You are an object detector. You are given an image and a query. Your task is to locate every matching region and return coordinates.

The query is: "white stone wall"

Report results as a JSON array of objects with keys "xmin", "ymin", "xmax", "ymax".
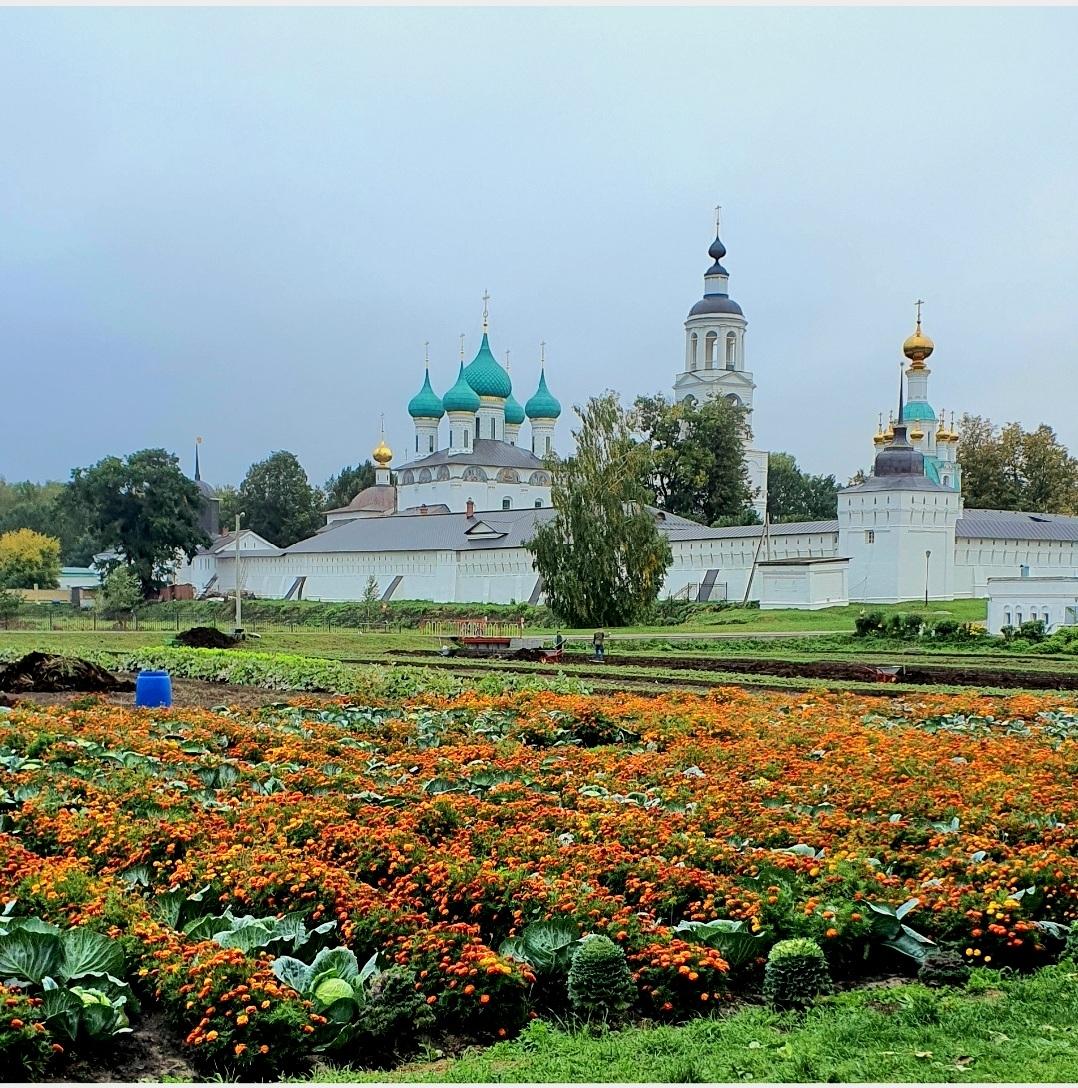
[{"xmin": 397, "ymin": 476, "xmax": 551, "ymax": 514}]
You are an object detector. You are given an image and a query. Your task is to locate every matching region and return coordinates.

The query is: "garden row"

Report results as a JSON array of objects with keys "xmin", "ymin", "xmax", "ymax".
[{"xmin": 1, "ymin": 685, "xmax": 1077, "ymax": 1077}]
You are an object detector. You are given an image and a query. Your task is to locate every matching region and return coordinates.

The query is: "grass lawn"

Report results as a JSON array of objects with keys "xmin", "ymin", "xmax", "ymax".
[{"xmin": 310, "ymin": 965, "xmax": 1078, "ymax": 1083}]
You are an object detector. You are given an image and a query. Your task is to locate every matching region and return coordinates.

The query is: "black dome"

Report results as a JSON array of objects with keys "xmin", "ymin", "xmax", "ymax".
[
  {"xmin": 873, "ymin": 425, "xmax": 925, "ymax": 477},
  {"xmin": 708, "ymin": 235, "xmax": 727, "ymax": 262},
  {"xmin": 688, "ymin": 296, "xmax": 744, "ymax": 317}
]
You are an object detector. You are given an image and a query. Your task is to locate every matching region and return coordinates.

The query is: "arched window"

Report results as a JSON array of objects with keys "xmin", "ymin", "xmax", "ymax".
[
  {"xmin": 534, "ymin": 499, "xmax": 543, "ymax": 508},
  {"xmin": 497, "ymin": 468, "xmax": 520, "ymax": 483},
  {"xmin": 490, "ymin": 417, "xmax": 496, "ymax": 439},
  {"xmin": 725, "ymin": 332, "xmax": 737, "ymax": 370},
  {"xmin": 545, "ymin": 436, "xmax": 552, "ymax": 455},
  {"xmin": 415, "ymin": 435, "xmax": 419, "ymax": 452},
  {"xmin": 417, "ymin": 468, "xmax": 432, "ymax": 483},
  {"xmin": 725, "ymin": 393, "xmax": 742, "ymax": 408},
  {"xmin": 502, "ymin": 498, "xmax": 511, "ymax": 510},
  {"xmin": 429, "ymin": 435, "xmax": 435, "ymax": 453},
  {"xmin": 435, "ymin": 465, "xmax": 450, "ymax": 481},
  {"xmin": 689, "ymin": 333, "xmax": 698, "ymax": 371},
  {"xmin": 399, "ymin": 470, "xmax": 415, "ymax": 485},
  {"xmin": 682, "ymin": 394, "xmax": 697, "ymax": 408},
  {"xmin": 529, "ymin": 470, "xmax": 550, "ymax": 486},
  {"xmin": 464, "ymin": 429, "xmax": 470, "ymax": 449},
  {"xmin": 704, "ymin": 331, "xmax": 717, "ymax": 369},
  {"xmin": 462, "ymin": 466, "xmax": 488, "ymax": 482}
]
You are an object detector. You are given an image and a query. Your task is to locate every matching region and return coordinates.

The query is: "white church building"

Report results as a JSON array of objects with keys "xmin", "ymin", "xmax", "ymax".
[{"xmin": 175, "ymin": 212, "xmax": 1078, "ymax": 611}]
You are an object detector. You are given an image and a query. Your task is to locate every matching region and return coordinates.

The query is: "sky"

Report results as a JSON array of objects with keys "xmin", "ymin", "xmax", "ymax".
[{"xmin": 2, "ymin": 6, "xmax": 1077, "ymax": 490}]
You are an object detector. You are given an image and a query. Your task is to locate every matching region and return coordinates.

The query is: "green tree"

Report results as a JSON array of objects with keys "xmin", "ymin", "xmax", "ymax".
[
  {"xmin": 633, "ymin": 394, "xmax": 754, "ymax": 526},
  {"xmin": 0, "ymin": 479, "xmax": 101, "ymax": 564},
  {"xmin": 766, "ymin": 452, "xmax": 839, "ymax": 522},
  {"xmin": 0, "ymin": 528, "xmax": 62, "ymax": 589},
  {"xmin": 361, "ymin": 574, "xmax": 381, "ymax": 623},
  {"xmin": 324, "ymin": 462, "xmax": 376, "ymax": 510},
  {"xmin": 215, "ymin": 484, "xmax": 242, "ymax": 531},
  {"xmin": 63, "ymin": 449, "xmax": 210, "ymax": 595},
  {"xmin": 958, "ymin": 415, "xmax": 1078, "ymax": 513},
  {"xmin": 0, "ymin": 588, "xmax": 22, "ymax": 624},
  {"xmin": 237, "ymin": 452, "xmax": 324, "ymax": 547},
  {"xmin": 527, "ymin": 392, "xmax": 672, "ymax": 627},
  {"xmin": 98, "ymin": 564, "xmax": 144, "ymax": 618}
]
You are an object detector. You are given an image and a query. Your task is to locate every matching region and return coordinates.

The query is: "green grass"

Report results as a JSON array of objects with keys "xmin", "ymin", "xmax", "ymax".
[{"xmin": 306, "ymin": 965, "xmax": 1078, "ymax": 1083}]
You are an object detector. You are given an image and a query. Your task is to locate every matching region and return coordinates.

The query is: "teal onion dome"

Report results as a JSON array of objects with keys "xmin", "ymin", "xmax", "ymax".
[
  {"xmin": 504, "ymin": 391, "xmax": 526, "ymax": 426},
  {"xmin": 442, "ymin": 363, "xmax": 481, "ymax": 413},
  {"xmin": 462, "ymin": 334, "xmax": 512, "ymax": 399},
  {"xmin": 901, "ymin": 401, "xmax": 936, "ymax": 422},
  {"xmin": 407, "ymin": 369, "xmax": 444, "ymax": 419},
  {"xmin": 525, "ymin": 369, "xmax": 561, "ymax": 419}
]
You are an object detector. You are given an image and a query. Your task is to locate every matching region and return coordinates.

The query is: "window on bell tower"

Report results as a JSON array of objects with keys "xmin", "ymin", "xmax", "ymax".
[
  {"xmin": 689, "ymin": 333, "xmax": 698, "ymax": 371},
  {"xmin": 704, "ymin": 332, "xmax": 717, "ymax": 369},
  {"xmin": 726, "ymin": 332, "xmax": 736, "ymax": 370}
]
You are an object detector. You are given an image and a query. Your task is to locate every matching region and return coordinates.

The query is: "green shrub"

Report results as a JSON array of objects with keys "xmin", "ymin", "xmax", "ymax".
[
  {"xmin": 1018, "ymin": 619, "xmax": 1047, "ymax": 642},
  {"xmin": 854, "ymin": 610, "xmax": 885, "ymax": 637},
  {"xmin": 762, "ymin": 938, "xmax": 831, "ymax": 1010},
  {"xmin": 346, "ymin": 967, "xmax": 435, "ymax": 1066},
  {"xmin": 567, "ymin": 934, "xmax": 636, "ymax": 1021},
  {"xmin": 917, "ymin": 948, "xmax": 971, "ymax": 988},
  {"xmin": 1063, "ymin": 927, "xmax": 1078, "ymax": 963}
]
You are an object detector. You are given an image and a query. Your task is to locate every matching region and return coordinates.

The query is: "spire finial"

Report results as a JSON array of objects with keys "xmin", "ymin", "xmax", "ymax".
[
  {"xmin": 481, "ymin": 290, "xmax": 490, "ymax": 334},
  {"xmin": 194, "ymin": 436, "xmax": 202, "ymax": 481},
  {"xmin": 379, "ymin": 411, "xmax": 385, "ymax": 436},
  {"xmin": 424, "ymin": 340, "xmax": 429, "ymax": 369},
  {"xmin": 715, "ymin": 204, "xmax": 722, "ymax": 234},
  {"xmin": 460, "ymin": 333, "xmax": 465, "ymax": 362},
  {"xmin": 540, "ymin": 339, "xmax": 546, "ymax": 369},
  {"xmin": 504, "ymin": 348, "xmax": 510, "ymax": 372},
  {"xmin": 897, "ymin": 358, "xmax": 905, "ymax": 427},
  {"xmin": 915, "ymin": 297, "xmax": 925, "ymax": 330}
]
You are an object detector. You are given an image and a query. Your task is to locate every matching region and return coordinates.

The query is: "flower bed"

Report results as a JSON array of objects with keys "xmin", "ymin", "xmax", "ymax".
[{"xmin": 1, "ymin": 686, "xmax": 1076, "ymax": 1076}]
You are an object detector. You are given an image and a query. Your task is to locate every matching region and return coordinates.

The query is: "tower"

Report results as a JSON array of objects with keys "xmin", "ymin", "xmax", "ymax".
[
  {"xmin": 443, "ymin": 361, "xmax": 481, "ymax": 454},
  {"xmin": 192, "ymin": 436, "xmax": 220, "ymax": 538},
  {"xmin": 407, "ymin": 344, "xmax": 444, "ymax": 456},
  {"xmin": 463, "ymin": 292, "xmax": 512, "ymax": 443},
  {"xmin": 503, "ymin": 350, "xmax": 526, "ymax": 446},
  {"xmin": 525, "ymin": 342, "xmax": 560, "ymax": 457},
  {"xmin": 372, "ymin": 420, "xmax": 393, "ymax": 486},
  {"xmin": 841, "ymin": 346, "xmax": 962, "ymax": 603},
  {"xmin": 673, "ymin": 208, "xmax": 768, "ymax": 517}
]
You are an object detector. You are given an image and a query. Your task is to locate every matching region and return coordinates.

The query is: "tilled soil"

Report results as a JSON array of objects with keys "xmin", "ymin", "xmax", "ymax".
[{"xmin": 8, "ymin": 676, "xmax": 294, "ymax": 710}]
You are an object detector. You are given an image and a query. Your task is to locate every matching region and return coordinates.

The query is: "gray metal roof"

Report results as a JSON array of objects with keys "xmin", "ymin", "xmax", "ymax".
[
  {"xmin": 842, "ymin": 475, "xmax": 950, "ymax": 493},
  {"xmin": 957, "ymin": 509, "xmax": 1078, "ymax": 541},
  {"xmin": 396, "ymin": 438, "xmax": 545, "ymax": 473},
  {"xmin": 662, "ymin": 519, "xmax": 840, "ymax": 542}
]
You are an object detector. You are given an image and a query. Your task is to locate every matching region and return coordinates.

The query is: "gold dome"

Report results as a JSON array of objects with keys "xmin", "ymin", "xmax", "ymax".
[
  {"xmin": 372, "ymin": 438, "xmax": 393, "ymax": 466},
  {"xmin": 903, "ymin": 317, "xmax": 934, "ymax": 368},
  {"xmin": 909, "ymin": 424, "xmax": 925, "ymax": 441},
  {"xmin": 873, "ymin": 430, "xmax": 887, "ymax": 446}
]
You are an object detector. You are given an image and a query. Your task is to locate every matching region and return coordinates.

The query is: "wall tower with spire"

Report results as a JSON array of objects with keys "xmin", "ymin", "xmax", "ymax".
[{"xmin": 673, "ymin": 208, "xmax": 768, "ymax": 518}]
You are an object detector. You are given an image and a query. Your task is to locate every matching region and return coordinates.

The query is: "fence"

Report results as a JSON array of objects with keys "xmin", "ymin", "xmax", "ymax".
[{"xmin": 0, "ymin": 615, "xmax": 413, "ymax": 635}]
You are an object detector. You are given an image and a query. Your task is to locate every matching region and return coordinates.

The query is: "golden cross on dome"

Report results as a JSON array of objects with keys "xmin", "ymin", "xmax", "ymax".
[
  {"xmin": 915, "ymin": 298, "xmax": 925, "ymax": 327},
  {"xmin": 379, "ymin": 411, "xmax": 385, "ymax": 436},
  {"xmin": 482, "ymin": 290, "xmax": 490, "ymax": 333}
]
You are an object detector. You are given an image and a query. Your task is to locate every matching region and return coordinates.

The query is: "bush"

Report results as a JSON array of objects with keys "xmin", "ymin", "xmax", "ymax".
[
  {"xmin": 854, "ymin": 610, "xmax": 885, "ymax": 637},
  {"xmin": 762, "ymin": 938, "xmax": 831, "ymax": 1010},
  {"xmin": 1018, "ymin": 619, "xmax": 1047, "ymax": 642},
  {"xmin": 567, "ymin": 934, "xmax": 636, "ymax": 1022},
  {"xmin": 0, "ymin": 588, "xmax": 22, "ymax": 624},
  {"xmin": 917, "ymin": 948, "xmax": 971, "ymax": 988},
  {"xmin": 98, "ymin": 566, "xmax": 143, "ymax": 619},
  {"xmin": 1063, "ymin": 928, "xmax": 1078, "ymax": 963},
  {"xmin": 346, "ymin": 967, "xmax": 435, "ymax": 1066}
]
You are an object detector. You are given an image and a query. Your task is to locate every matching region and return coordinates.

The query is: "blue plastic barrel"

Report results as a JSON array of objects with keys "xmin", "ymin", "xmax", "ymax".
[{"xmin": 135, "ymin": 670, "xmax": 173, "ymax": 708}]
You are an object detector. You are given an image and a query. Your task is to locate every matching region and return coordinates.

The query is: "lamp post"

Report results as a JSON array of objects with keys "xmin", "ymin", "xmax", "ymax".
[
  {"xmin": 924, "ymin": 549, "xmax": 932, "ymax": 606},
  {"xmin": 234, "ymin": 514, "xmax": 244, "ymax": 638}
]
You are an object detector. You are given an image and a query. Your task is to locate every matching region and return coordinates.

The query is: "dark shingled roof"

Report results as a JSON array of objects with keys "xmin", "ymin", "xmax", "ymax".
[
  {"xmin": 324, "ymin": 485, "xmax": 396, "ymax": 516},
  {"xmin": 396, "ymin": 438, "xmax": 547, "ymax": 473},
  {"xmin": 688, "ymin": 295, "xmax": 744, "ymax": 318}
]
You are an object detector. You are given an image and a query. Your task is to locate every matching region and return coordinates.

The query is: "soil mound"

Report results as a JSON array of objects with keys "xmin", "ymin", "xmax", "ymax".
[
  {"xmin": 174, "ymin": 626, "xmax": 239, "ymax": 649},
  {"xmin": 0, "ymin": 652, "xmax": 134, "ymax": 693}
]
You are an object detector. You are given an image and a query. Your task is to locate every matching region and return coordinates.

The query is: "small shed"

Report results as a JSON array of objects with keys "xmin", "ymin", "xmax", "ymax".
[
  {"xmin": 986, "ymin": 575, "xmax": 1078, "ymax": 634},
  {"xmin": 758, "ymin": 556, "xmax": 850, "ymax": 611}
]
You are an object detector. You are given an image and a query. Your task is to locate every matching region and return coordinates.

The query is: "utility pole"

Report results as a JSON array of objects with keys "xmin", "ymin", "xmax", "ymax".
[{"xmin": 234, "ymin": 514, "xmax": 243, "ymax": 637}]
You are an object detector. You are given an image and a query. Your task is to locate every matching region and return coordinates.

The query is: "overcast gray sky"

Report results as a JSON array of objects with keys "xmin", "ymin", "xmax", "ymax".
[{"xmin": 2, "ymin": 6, "xmax": 1077, "ymax": 489}]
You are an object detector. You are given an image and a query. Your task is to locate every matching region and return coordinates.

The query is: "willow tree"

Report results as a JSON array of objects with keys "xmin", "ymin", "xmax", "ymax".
[{"xmin": 527, "ymin": 392, "xmax": 672, "ymax": 627}]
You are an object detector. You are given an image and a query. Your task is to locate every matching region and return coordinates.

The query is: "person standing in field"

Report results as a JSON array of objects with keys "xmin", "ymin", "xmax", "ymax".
[{"xmin": 592, "ymin": 629, "xmax": 605, "ymax": 662}]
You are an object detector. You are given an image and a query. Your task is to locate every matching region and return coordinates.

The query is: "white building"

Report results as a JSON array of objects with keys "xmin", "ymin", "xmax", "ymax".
[
  {"xmin": 672, "ymin": 210, "xmax": 768, "ymax": 518},
  {"xmin": 986, "ymin": 575, "xmax": 1078, "ymax": 634},
  {"xmin": 173, "ymin": 213, "xmax": 1078, "ymax": 614}
]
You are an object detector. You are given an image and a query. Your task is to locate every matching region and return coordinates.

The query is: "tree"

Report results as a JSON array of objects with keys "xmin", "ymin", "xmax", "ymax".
[
  {"xmin": 0, "ymin": 478, "xmax": 101, "ymax": 564},
  {"xmin": 361, "ymin": 574, "xmax": 381, "ymax": 623},
  {"xmin": 633, "ymin": 394, "xmax": 755, "ymax": 526},
  {"xmin": 237, "ymin": 452, "xmax": 324, "ymax": 548},
  {"xmin": 324, "ymin": 462, "xmax": 376, "ymax": 510},
  {"xmin": 98, "ymin": 564, "xmax": 144, "ymax": 618},
  {"xmin": 958, "ymin": 415, "xmax": 1078, "ymax": 513},
  {"xmin": 0, "ymin": 588, "xmax": 22, "ymax": 625},
  {"xmin": 766, "ymin": 452, "xmax": 839, "ymax": 522},
  {"xmin": 0, "ymin": 529, "xmax": 61, "ymax": 589},
  {"xmin": 63, "ymin": 449, "xmax": 210, "ymax": 595},
  {"xmin": 216, "ymin": 485, "xmax": 242, "ymax": 531},
  {"xmin": 528, "ymin": 392, "xmax": 672, "ymax": 627}
]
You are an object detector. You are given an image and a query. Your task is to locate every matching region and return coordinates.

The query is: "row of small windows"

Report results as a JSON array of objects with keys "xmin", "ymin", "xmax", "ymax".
[
  {"xmin": 1003, "ymin": 610, "xmax": 1050, "ymax": 627},
  {"xmin": 398, "ymin": 467, "xmax": 551, "ymax": 486},
  {"xmin": 415, "ymin": 434, "xmax": 437, "ymax": 453},
  {"xmin": 689, "ymin": 331, "xmax": 738, "ymax": 372},
  {"xmin": 502, "ymin": 498, "xmax": 545, "ymax": 510},
  {"xmin": 531, "ymin": 435, "xmax": 553, "ymax": 455}
]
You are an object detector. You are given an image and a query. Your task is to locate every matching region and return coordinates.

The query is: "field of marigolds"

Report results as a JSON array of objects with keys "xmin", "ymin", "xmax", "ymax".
[{"xmin": 2, "ymin": 683, "xmax": 1078, "ymax": 1079}]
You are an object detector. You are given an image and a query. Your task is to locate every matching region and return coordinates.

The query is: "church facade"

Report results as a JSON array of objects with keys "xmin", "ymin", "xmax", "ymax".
[{"xmin": 176, "ymin": 212, "xmax": 1078, "ymax": 609}]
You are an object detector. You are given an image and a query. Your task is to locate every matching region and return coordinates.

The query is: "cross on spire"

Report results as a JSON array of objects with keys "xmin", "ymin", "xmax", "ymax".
[
  {"xmin": 460, "ymin": 333, "xmax": 465, "ymax": 362},
  {"xmin": 504, "ymin": 348, "xmax": 511, "ymax": 371},
  {"xmin": 715, "ymin": 204, "xmax": 722, "ymax": 234},
  {"xmin": 379, "ymin": 411, "xmax": 385, "ymax": 437},
  {"xmin": 540, "ymin": 340, "xmax": 546, "ymax": 367},
  {"xmin": 424, "ymin": 340, "xmax": 429, "ymax": 367},
  {"xmin": 481, "ymin": 290, "xmax": 490, "ymax": 333},
  {"xmin": 915, "ymin": 298, "xmax": 925, "ymax": 328}
]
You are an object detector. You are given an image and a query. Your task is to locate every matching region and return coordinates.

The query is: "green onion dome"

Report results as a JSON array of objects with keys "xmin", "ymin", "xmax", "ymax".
[
  {"xmin": 901, "ymin": 401, "xmax": 936, "ymax": 422},
  {"xmin": 525, "ymin": 369, "xmax": 561, "ymax": 419},
  {"xmin": 407, "ymin": 369, "xmax": 445, "ymax": 419},
  {"xmin": 504, "ymin": 390, "xmax": 526, "ymax": 426},
  {"xmin": 442, "ymin": 362, "xmax": 481, "ymax": 413},
  {"xmin": 463, "ymin": 334, "xmax": 512, "ymax": 399}
]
